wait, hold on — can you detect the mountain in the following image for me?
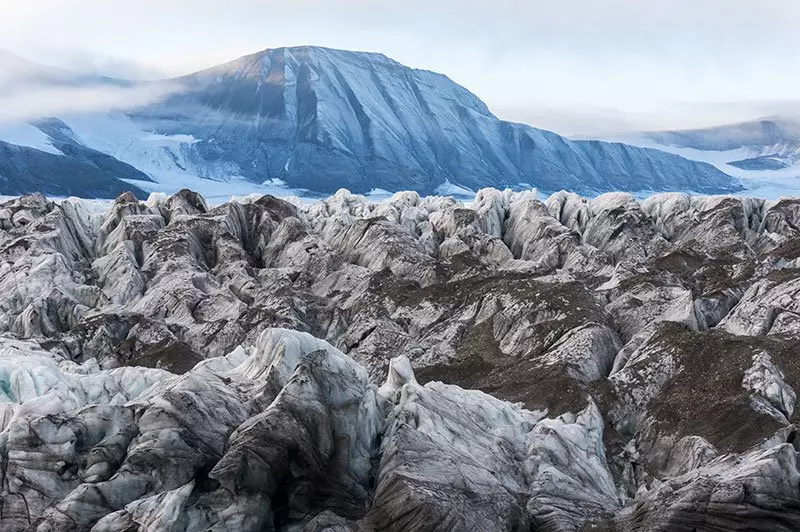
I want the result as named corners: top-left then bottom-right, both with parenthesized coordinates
top-left (0, 138), bottom-right (151, 199)
top-left (601, 117), bottom-right (800, 197)
top-left (2, 188), bottom-right (800, 530)
top-left (0, 51), bottom-right (151, 198)
top-left (641, 117), bottom-right (800, 170)
top-left (0, 118), bottom-right (152, 198)
top-left (644, 117), bottom-right (800, 153)
top-left (0, 46), bottom-right (742, 198)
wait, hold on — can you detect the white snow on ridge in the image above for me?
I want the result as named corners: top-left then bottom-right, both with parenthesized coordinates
top-left (57, 112), bottom-right (318, 202)
top-left (0, 120), bottom-right (62, 155)
top-left (598, 133), bottom-right (800, 200)
top-left (4, 184), bottom-right (800, 218)
top-left (140, 133), bottom-right (199, 144)
top-left (434, 179), bottom-right (475, 197)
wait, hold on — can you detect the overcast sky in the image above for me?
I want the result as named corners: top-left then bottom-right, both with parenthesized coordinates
top-left (1, 0), bottom-right (798, 135)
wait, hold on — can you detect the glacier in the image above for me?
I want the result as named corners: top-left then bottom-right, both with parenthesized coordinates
top-left (0, 188), bottom-right (798, 530)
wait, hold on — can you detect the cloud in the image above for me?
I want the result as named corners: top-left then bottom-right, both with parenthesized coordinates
top-left (19, 47), bottom-right (172, 81)
top-left (0, 83), bottom-right (182, 123)
top-left (0, 49), bottom-right (183, 123)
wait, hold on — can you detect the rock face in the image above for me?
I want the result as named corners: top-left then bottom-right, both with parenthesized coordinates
top-left (0, 47), bottom-right (741, 197)
top-left (0, 138), bottom-right (150, 199)
top-left (1, 188), bottom-right (800, 531)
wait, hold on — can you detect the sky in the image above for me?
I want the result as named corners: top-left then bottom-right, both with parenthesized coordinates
top-left (1, 0), bottom-right (799, 135)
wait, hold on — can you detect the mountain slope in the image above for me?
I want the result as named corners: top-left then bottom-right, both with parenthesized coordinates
top-left (641, 117), bottom-right (800, 171)
top-left (0, 46), bottom-right (742, 197)
top-left (0, 140), bottom-right (150, 198)
top-left (644, 117), bottom-right (800, 155)
top-left (0, 51), bottom-right (152, 198)
top-left (0, 49), bottom-right (123, 92)
top-left (604, 116), bottom-right (800, 197)
top-left (0, 117), bottom-right (150, 199)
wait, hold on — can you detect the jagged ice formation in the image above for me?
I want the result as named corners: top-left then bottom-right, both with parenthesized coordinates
top-left (0, 188), bottom-right (800, 531)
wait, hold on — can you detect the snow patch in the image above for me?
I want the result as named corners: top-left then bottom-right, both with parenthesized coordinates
top-left (140, 133), bottom-right (199, 144)
top-left (434, 180), bottom-right (475, 197)
top-left (0, 121), bottom-right (62, 155)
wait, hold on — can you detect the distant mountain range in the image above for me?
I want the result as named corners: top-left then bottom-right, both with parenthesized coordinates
top-left (599, 117), bottom-right (800, 197)
top-left (0, 46), bottom-right (743, 199)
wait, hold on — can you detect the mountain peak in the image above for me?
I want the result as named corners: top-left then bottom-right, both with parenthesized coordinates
top-left (0, 49), bottom-right (51, 83)
top-left (219, 45), bottom-right (406, 73)
top-left (0, 48), bottom-right (28, 63)
top-left (177, 43), bottom-right (495, 122)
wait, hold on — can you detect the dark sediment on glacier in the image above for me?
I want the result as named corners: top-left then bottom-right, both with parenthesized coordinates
top-left (0, 188), bottom-right (799, 531)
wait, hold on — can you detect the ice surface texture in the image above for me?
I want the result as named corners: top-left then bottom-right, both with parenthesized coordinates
top-left (0, 188), bottom-right (799, 531)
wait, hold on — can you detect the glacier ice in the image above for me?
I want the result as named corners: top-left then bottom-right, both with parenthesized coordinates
top-left (0, 188), bottom-right (798, 530)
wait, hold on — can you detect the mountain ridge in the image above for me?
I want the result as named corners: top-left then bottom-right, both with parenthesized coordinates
top-left (0, 45), bottom-right (743, 198)
top-left (601, 115), bottom-right (800, 197)
top-left (642, 116), bottom-right (800, 153)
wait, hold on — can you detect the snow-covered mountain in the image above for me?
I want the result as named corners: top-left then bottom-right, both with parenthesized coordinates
top-left (603, 117), bottom-right (800, 198)
top-left (644, 117), bottom-right (800, 163)
top-left (0, 46), bottom-right (742, 198)
top-left (0, 49), bottom-right (118, 91)
top-left (0, 51), bottom-right (154, 198)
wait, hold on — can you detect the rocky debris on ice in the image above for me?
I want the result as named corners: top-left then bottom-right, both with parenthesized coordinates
top-left (0, 188), bottom-right (799, 530)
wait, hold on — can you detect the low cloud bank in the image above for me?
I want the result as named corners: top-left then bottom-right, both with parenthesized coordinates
top-left (0, 82), bottom-right (182, 123)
